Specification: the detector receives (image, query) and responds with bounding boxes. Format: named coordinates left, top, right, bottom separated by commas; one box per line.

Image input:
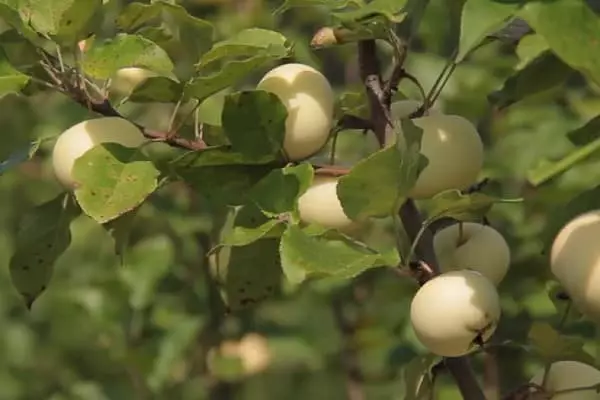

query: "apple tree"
left=2, top=0, right=600, bottom=399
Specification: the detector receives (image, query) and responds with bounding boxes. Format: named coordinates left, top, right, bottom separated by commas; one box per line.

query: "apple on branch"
left=433, top=222, right=511, bottom=285
left=530, top=361, right=600, bottom=399
left=256, top=63, right=334, bottom=161
left=52, top=117, right=147, bottom=189
left=410, top=270, right=501, bottom=357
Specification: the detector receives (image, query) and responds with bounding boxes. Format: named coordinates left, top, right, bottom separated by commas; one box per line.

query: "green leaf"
left=542, top=185, right=600, bottom=252
left=102, top=207, right=139, bottom=262
left=332, top=0, right=409, bottom=24
left=528, top=322, right=595, bottom=365
left=221, top=90, right=287, bottom=160
left=0, top=29, right=41, bottom=70
left=177, top=164, right=273, bottom=206
left=222, top=220, right=286, bottom=247
left=401, top=354, right=440, bottom=400
left=82, top=34, right=174, bottom=80
left=17, top=0, right=101, bottom=43
left=336, top=90, right=370, bottom=119
left=521, top=0, right=600, bottom=87
left=274, top=0, right=352, bottom=15
left=0, top=48, right=30, bottom=96
left=119, top=235, right=174, bottom=310
left=73, top=143, right=160, bottom=224
left=423, top=190, right=522, bottom=224
left=0, top=139, right=41, bottom=176
left=489, top=51, right=572, bottom=109
left=128, top=76, right=185, bottom=103
left=456, top=0, right=520, bottom=63
left=515, top=33, right=550, bottom=69
left=0, top=3, right=42, bottom=44
left=249, top=163, right=314, bottom=216
left=185, top=29, right=292, bottom=102
left=279, top=224, right=383, bottom=284
left=527, top=137, right=600, bottom=187
left=338, top=119, right=427, bottom=220
left=199, top=28, right=289, bottom=66
left=567, top=115, right=600, bottom=147
left=9, top=193, right=80, bottom=309
left=214, top=238, right=282, bottom=311
left=547, top=282, right=583, bottom=325
left=170, top=146, right=280, bottom=169
left=116, top=1, right=162, bottom=31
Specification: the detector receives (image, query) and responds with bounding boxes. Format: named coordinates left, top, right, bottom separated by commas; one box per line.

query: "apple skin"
left=433, top=222, right=511, bottom=285
left=410, top=270, right=501, bottom=357
left=111, top=67, right=157, bottom=94
left=550, top=211, right=600, bottom=321
left=385, top=99, right=441, bottom=145
left=220, top=333, right=272, bottom=375
left=52, top=117, right=146, bottom=189
left=297, top=175, right=360, bottom=233
left=386, top=112, right=483, bottom=199
left=256, top=63, right=334, bottom=161
left=530, top=361, right=600, bottom=399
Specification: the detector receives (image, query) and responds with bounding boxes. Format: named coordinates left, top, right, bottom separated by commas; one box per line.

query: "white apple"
left=111, top=67, right=158, bottom=94
left=297, top=175, right=360, bottom=233
left=433, top=222, right=511, bottom=285
left=52, top=117, right=146, bottom=189
left=387, top=113, right=483, bottom=199
left=220, top=333, right=271, bottom=375
left=530, top=361, right=600, bottom=399
left=385, top=99, right=440, bottom=144
left=256, top=63, right=334, bottom=161
left=410, top=270, right=501, bottom=357
left=550, top=211, right=600, bottom=321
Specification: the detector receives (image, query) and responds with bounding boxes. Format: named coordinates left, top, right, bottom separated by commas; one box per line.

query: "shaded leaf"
left=102, top=207, right=139, bottom=262
left=332, top=0, right=409, bottom=24
left=457, top=0, right=520, bottom=62
left=521, top=0, right=600, bottom=86
left=222, top=220, right=286, bottom=248
left=338, top=119, right=427, bottom=220
left=73, top=143, right=160, bottom=224
left=128, top=76, right=185, bottom=103
left=527, top=137, right=600, bottom=187
left=0, top=2, right=43, bottom=44
left=401, top=354, right=440, bottom=400
left=170, top=146, right=280, bottom=169
left=221, top=90, right=287, bottom=160
left=9, top=193, right=80, bottom=308
left=547, top=281, right=583, bottom=325
left=274, top=0, right=352, bottom=15
left=0, top=139, right=41, bottom=176
left=528, top=322, right=595, bottom=365
left=489, top=51, right=572, bottom=109
left=279, top=224, right=383, bottom=284
left=488, top=17, right=532, bottom=43
left=423, top=190, right=522, bottom=224
left=567, top=115, right=600, bottom=147
left=82, top=34, right=174, bottom=79
left=249, top=163, right=314, bottom=216
left=0, top=48, right=30, bottom=96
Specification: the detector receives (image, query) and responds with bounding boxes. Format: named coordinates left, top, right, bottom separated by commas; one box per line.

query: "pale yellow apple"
left=256, top=63, right=334, bottom=161
left=530, top=361, right=600, bottom=399
left=52, top=117, right=146, bottom=189
left=387, top=113, right=483, bottom=199
left=111, top=67, right=158, bottom=94
left=410, top=270, right=501, bottom=357
left=220, top=333, right=271, bottom=375
left=550, top=211, right=600, bottom=321
left=433, top=222, right=511, bottom=285
left=297, top=175, right=360, bottom=233
left=385, top=99, right=441, bottom=144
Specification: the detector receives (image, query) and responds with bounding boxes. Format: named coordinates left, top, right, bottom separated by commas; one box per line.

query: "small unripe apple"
left=433, top=222, right=511, bottom=285
left=256, top=63, right=334, bottom=161
left=530, top=361, right=600, bottom=399
left=550, top=211, right=600, bottom=321
left=410, top=270, right=501, bottom=357
left=387, top=113, right=483, bottom=199
left=297, top=175, right=360, bottom=233
left=111, top=67, right=157, bottom=94
left=52, top=117, right=146, bottom=189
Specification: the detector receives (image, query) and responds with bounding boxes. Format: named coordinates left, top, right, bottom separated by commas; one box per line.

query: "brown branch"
left=313, top=164, right=351, bottom=177
left=357, top=39, right=486, bottom=400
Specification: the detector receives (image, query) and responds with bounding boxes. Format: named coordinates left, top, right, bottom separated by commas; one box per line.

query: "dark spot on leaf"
left=37, top=258, right=44, bottom=264
left=65, top=19, right=72, bottom=26
left=556, top=291, right=570, bottom=301
left=238, top=288, right=245, bottom=294
left=245, top=280, right=252, bottom=286
left=91, top=191, right=96, bottom=196
left=22, top=265, right=29, bottom=271
left=40, top=285, right=46, bottom=291
left=47, top=243, right=53, bottom=249
left=266, top=286, right=274, bottom=293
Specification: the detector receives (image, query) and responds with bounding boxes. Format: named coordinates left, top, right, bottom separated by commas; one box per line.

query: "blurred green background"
left=2, top=0, right=600, bottom=399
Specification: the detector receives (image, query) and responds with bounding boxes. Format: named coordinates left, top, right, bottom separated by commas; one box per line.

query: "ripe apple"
left=433, top=222, right=511, bottom=285
left=550, top=211, right=600, bottom=321
left=410, top=270, right=501, bottom=357
left=52, top=117, right=146, bottom=189
left=530, top=361, right=600, bottom=399
left=111, top=67, right=158, bottom=95
left=256, top=63, right=334, bottom=161
left=297, top=175, right=360, bottom=233
left=387, top=113, right=483, bottom=199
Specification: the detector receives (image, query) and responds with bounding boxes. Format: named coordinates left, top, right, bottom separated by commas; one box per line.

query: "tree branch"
left=357, top=38, right=486, bottom=400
